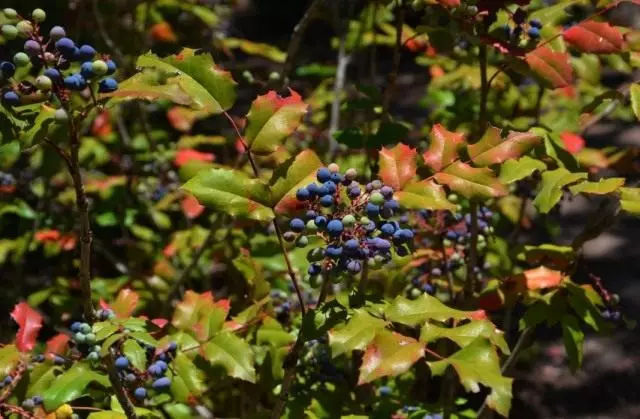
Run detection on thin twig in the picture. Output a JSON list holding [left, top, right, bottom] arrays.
[[91, 0, 126, 64]]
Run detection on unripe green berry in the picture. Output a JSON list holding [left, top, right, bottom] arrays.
[[308, 274, 323, 288], [359, 216, 371, 225], [35, 75, 52, 91], [344, 168, 357, 181], [306, 220, 317, 232], [16, 20, 33, 37], [74, 332, 86, 343], [268, 71, 280, 81], [342, 214, 356, 227], [3, 8, 18, 19], [87, 351, 99, 361], [410, 288, 422, 299], [13, 52, 30, 67], [296, 235, 309, 248], [1, 25, 18, 40], [79, 323, 91, 334], [91, 60, 108, 76], [54, 108, 69, 123], [84, 333, 96, 343], [369, 192, 384, 205], [31, 9, 46, 23]]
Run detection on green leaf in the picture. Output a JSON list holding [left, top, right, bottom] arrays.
[[122, 339, 146, 371], [394, 180, 456, 211], [257, 317, 295, 348], [106, 70, 192, 106], [182, 168, 274, 222], [172, 291, 230, 341], [329, 310, 387, 358], [434, 161, 507, 200], [19, 104, 56, 147], [202, 332, 256, 382], [43, 362, 110, 411], [270, 150, 324, 214], [533, 168, 587, 213], [171, 353, 206, 402], [131, 49, 236, 113], [27, 364, 62, 397], [0, 345, 20, 377], [93, 321, 120, 341], [499, 156, 547, 184], [468, 127, 541, 167], [561, 315, 584, 372], [620, 187, 640, 215], [88, 413, 127, 419], [631, 83, 640, 121], [244, 90, 307, 155], [529, 0, 589, 25], [567, 284, 608, 333], [429, 338, 512, 418], [422, 124, 464, 172], [100, 333, 125, 357], [420, 320, 510, 355], [164, 403, 194, 419], [358, 330, 425, 384], [0, 141, 20, 168], [129, 331, 159, 348], [569, 177, 625, 195], [385, 294, 486, 326]]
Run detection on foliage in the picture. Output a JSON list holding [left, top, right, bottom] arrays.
[[0, 1, 637, 418]]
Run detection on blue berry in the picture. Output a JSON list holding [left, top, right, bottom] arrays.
[[348, 187, 361, 198], [63, 74, 87, 91], [44, 68, 61, 81], [155, 360, 168, 372], [305, 210, 317, 220], [422, 284, 435, 295], [152, 377, 171, 391], [380, 223, 396, 236], [114, 356, 129, 369], [379, 386, 392, 396], [324, 180, 337, 194], [147, 364, 163, 377], [375, 238, 391, 251], [316, 168, 331, 183], [1, 61, 15, 77], [319, 195, 334, 207], [530, 19, 542, 28], [527, 27, 540, 38], [3, 376, 13, 385], [326, 220, 343, 236], [32, 396, 43, 405], [98, 77, 118, 93], [80, 61, 95, 79], [124, 373, 136, 382], [167, 342, 178, 352], [383, 199, 400, 211], [70, 321, 82, 332], [49, 26, 66, 40], [53, 355, 65, 365], [347, 260, 362, 274], [329, 172, 343, 183], [24, 40, 41, 56], [106, 60, 117, 75], [316, 184, 330, 197], [314, 216, 327, 228], [55, 37, 76, 58], [133, 387, 147, 401], [308, 263, 322, 276], [325, 245, 343, 257], [289, 218, 305, 232], [363, 221, 376, 233], [344, 239, 360, 251], [78, 45, 97, 62], [306, 183, 319, 196], [296, 187, 311, 201], [2, 91, 20, 106], [380, 186, 394, 199], [365, 203, 380, 217]]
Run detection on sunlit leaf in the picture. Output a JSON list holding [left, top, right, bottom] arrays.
[[270, 150, 324, 214], [379, 143, 418, 191], [395, 180, 456, 211], [422, 124, 464, 172], [385, 294, 486, 326], [533, 168, 587, 213], [358, 331, 425, 384], [434, 161, 507, 199], [11, 302, 43, 352], [563, 21, 625, 54], [525, 46, 573, 88], [201, 332, 256, 382], [468, 127, 541, 167], [43, 362, 110, 411], [569, 177, 625, 195], [172, 291, 230, 342], [420, 320, 510, 355], [329, 310, 387, 358], [499, 156, 547, 184]]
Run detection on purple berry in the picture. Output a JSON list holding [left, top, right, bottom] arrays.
[[24, 40, 41, 56], [152, 377, 171, 391], [133, 387, 147, 400], [49, 26, 66, 40], [347, 260, 362, 274], [2, 91, 20, 106]]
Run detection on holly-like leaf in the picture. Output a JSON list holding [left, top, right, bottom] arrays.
[[561, 315, 584, 372], [182, 168, 274, 222], [0, 345, 20, 377], [329, 310, 387, 358], [270, 150, 324, 214], [110, 288, 139, 319], [434, 161, 507, 199], [43, 362, 110, 411], [201, 332, 256, 382], [109, 71, 192, 106], [172, 291, 230, 342], [468, 127, 541, 167], [630, 83, 640, 121], [358, 331, 425, 385], [395, 180, 456, 211], [122, 339, 146, 371], [509, 266, 564, 291], [19, 104, 56, 147], [385, 294, 486, 326], [244, 90, 308, 155], [428, 338, 512, 418], [533, 168, 587, 213], [525, 46, 573, 88], [420, 320, 510, 355], [257, 317, 295, 348], [128, 49, 236, 113], [422, 124, 464, 172], [499, 156, 547, 184], [171, 353, 206, 402], [569, 177, 625, 195], [46, 334, 70, 356], [11, 302, 43, 352], [379, 143, 418, 191], [563, 21, 625, 54]]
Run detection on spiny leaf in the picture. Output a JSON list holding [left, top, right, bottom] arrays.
[[525, 46, 573, 88], [379, 143, 418, 191], [358, 331, 425, 385], [244, 90, 308, 156], [0, 345, 20, 377], [509, 266, 564, 292], [569, 177, 625, 195], [270, 150, 324, 214], [395, 180, 456, 211], [499, 156, 547, 184], [420, 320, 510, 355], [171, 353, 206, 401], [563, 21, 625, 54], [172, 291, 230, 342], [468, 127, 541, 167], [385, 294, 486, 326], [19, 104, 56, 147], [182, 168, 274, 222], [257, 317, 295, 348], [428, 338, 512, 418], [422, 124, 464, 172], [11, 302, 43, 352], [533, 168, 587, 213], [110, 288, 139, 319], [201, 332, 256, 382], [109, 71, 192, 106], [43, 362, 110, 411], [434, 161, 507, 199], [329, 310, 387, 358]]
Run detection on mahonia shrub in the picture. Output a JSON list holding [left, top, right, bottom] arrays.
[[0, 1, 639, 418]]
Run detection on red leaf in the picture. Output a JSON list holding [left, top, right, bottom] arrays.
[[436, 0, 460, 6], [151, 318, 168, 328], [163, 242, 177, 257], [563, 21, 625, 54], [422, 124, 464, 172], [379, 144, 417, 191], [11, 302, 43, 352], [91, 111, 112, 138], [525, 47, 573, 88], [150, 22, 177, 43], [560, 131, 586, 154], [111, 288, 139, 318], [174, 149, 215, 167], [512, 266, 564, 291], [34, 229, 61, 243], [167, 107, 197, 132], [181, 194, 205, 219], [46, 334, 70, 356]]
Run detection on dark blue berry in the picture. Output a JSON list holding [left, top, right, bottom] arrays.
[[347, 260, 362, 274], [106, 60, 117, 74], [308, 263, 322, 276], [296, 187, 311, 201], [80, 61, 95, 79], [133, 387, 147, 401], [115, 356, 129, 369], [379, 386, 392, 396], [55, 37, 76, 58], [380, 223, 396, 236], [348, 187, 361, 198], [527, 27, 540, 38], [32, 396, 43, 405], [2, 91, 19, 106], [344, 239, 359, 251], [152, 377, 171, 390], [383, 199, 400, 211], [53, 356, 65, 365], [314, 216, 327, 228], [329, 172, 343, 183], [289, 218, 305, 232], [148, 364, 163, 377], [325, 245, 343, 257], [307, 183, 319, 196], [316, 168, 331, 183], [70, 321, 82, 332], [155, 360, 168, 372], [380, 186, 394, 199], [365, 203, 380, 217], [167, 342, 178, 352], [1, 61, 16, 78], [319, 195, 334, 207], [98, 77, 118, 93], [326, 220, 343, 236], [44, 68, 61, 80], [324, 180, 337, 194], [530, 19, 542, 28], [78, 45, 96, 62]]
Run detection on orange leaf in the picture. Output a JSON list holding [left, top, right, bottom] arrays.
[[563, 21, 625, 54], [514, 266, 564, 291], [46, 334, 70, 356], [525, 46, 573, 88], [181, 194, 205, 219], [174, 149, 215, 167], [11, 302, 43, 352], [379, 143, 417, 191], [422, 124, 464, 172], [91, 111, 112, 138], [150, 22, 177, 43], [35, 229, 61, 242], [560, 131, 585, 154], [111, 288, 139, 318]]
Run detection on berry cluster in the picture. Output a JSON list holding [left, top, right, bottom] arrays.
[[20, 395, 43, 412], [114, 342, 177, 403], [498, 8, 542, 42], [0, 375, 13, 389], [0, 8, 118, 109]]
